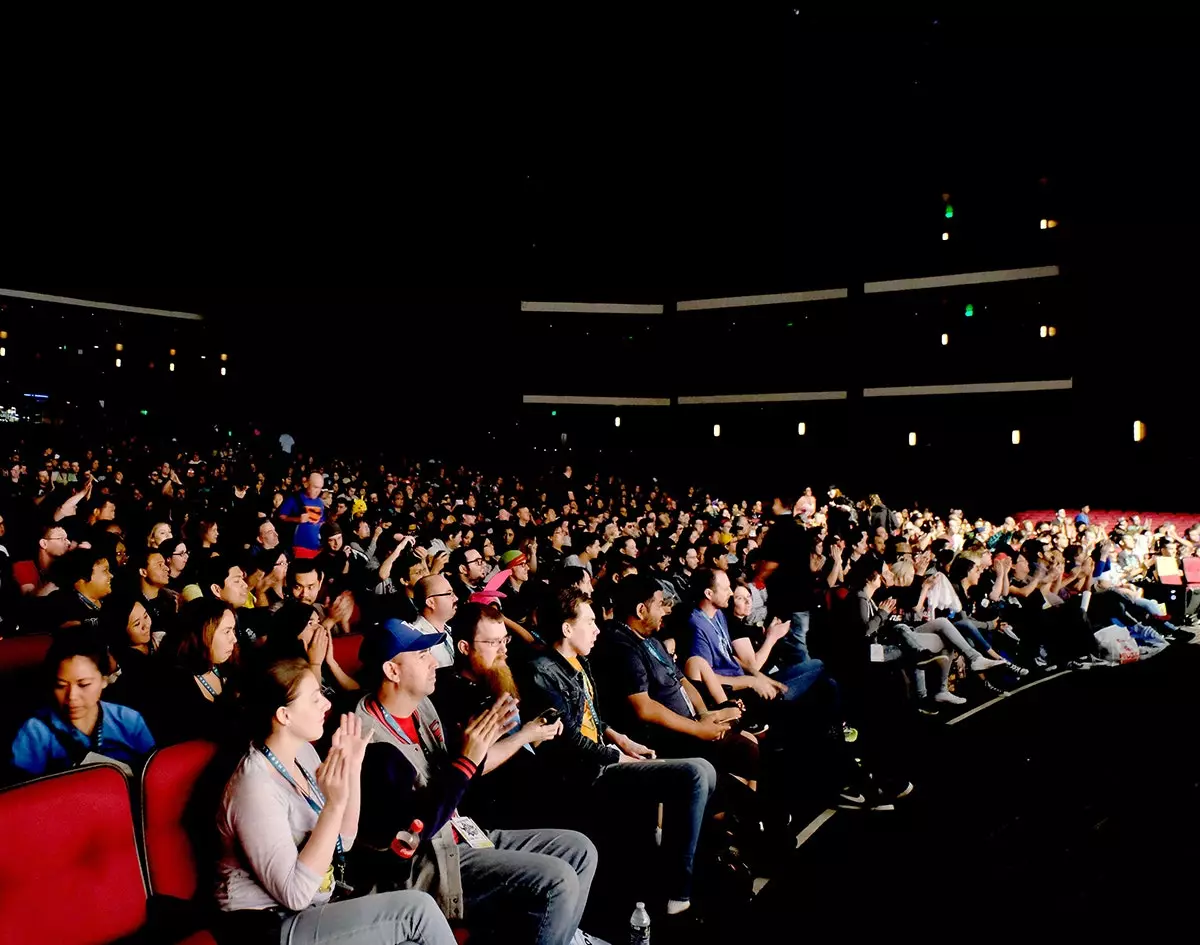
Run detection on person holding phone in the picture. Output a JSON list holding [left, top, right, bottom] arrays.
[[431, 603, 564, 825]]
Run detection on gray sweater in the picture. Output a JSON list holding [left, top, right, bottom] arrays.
[[215, 742, 357, 912]]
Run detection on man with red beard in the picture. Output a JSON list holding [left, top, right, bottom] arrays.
[[431, 602, 564, 826]]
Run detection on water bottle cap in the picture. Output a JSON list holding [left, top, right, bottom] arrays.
[[635, 902, 645, 909], [410, 819, 424, 833]]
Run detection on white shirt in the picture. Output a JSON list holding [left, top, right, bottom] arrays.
[[412, 615, 456, 668]]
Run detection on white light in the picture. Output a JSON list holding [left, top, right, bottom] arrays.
[[1039, 325, 1048, 338], [908, 431, 917, 446], [169, 362, 175, 372], [1134, 420, 1146, 443], [1011, 429, 1021, 445], [940, 333, 949, 345], [1040, 218, 1048, 230], [0, 347, 5, 357], [220, 367, 227, 376], [797, 422, 806, 435], [941, 232, 949, 241], [614, 416, 621, 428], [114, 357, 121, 367], [713, 424, 721, 437]]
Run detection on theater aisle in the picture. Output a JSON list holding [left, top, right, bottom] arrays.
[[752, 643, 1200, 937]]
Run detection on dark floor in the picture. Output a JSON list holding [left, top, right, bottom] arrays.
[[730, 643, 1200, 940]]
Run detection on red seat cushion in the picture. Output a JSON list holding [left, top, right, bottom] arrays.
[[141, 740, 221, 901], [0, 633, 53, 676], [0, 764, 146, 945], [332, 632, 363, 678]]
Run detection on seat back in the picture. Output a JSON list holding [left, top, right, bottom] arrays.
[[141, 740, 221, 901], [1182, 557, 1200, 586], [332, 632, 363, 677], [0, 634, 54, 746], [0, 764, 146, 945], [1156, 557, 1182, 584]]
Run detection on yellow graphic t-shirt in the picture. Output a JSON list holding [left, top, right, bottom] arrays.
[[565, 655, 599, 743]]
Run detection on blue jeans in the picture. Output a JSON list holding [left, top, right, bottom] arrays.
[[280, 889, 456, 945], [596, 756, 717, 901], [774, 610, 812, 666], [771, 658, 828, 702], [459, 828, 598, 945]]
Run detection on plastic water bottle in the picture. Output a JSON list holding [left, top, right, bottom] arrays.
[[390, 819, 424, 859], [629, 902, 651, 944]]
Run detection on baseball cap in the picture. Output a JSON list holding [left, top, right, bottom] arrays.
[[359, 618, 448, 668], [500, 550, 527, 569]]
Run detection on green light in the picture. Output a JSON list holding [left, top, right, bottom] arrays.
[[964, 303, 974, 317], [139, 409, 149, 416], [945, 204, 954, 219], [551, 410, 557, 417], [786, 321, 794, 327], [227, 430, 232, 437]]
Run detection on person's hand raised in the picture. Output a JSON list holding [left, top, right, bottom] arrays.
[[765, 616, 790, 641], [330, 712, 373, 770], [315, 747, 351, 812], [306, 623, 332, 667], [461, 695, 518, 764]]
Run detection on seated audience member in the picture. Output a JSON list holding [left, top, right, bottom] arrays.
[[430, 602, 564, 826], [146, 521, 174, 550], [14, 522, 75, 596], [683, 568, 828, 709], [447, 546, 487, 605], [265, 600, 361, 697], [602, 575, 756, 781], [100, 593, 165, 714], [47, 546, 114, 630], [496, 550, 538, 636], [215, 656, 455, 945], [9, 628, 155, 778], [410, 575, 465, 668], [351, 618, 600, 945], [151, 597, 241, 745], [197, 555, 269, 647], [526, 589, 717, 916], [135, 546, 178, 635], [248, 549, 290, 610], [163, 538, 193, 591], [727, 581, 792, 675]]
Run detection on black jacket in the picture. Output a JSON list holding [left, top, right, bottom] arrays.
[[523, 647, 621, 785]]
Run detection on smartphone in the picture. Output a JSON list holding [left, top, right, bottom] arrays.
[[535, 707, 560, 726]]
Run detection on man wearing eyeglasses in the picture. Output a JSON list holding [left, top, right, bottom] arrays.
[[432, 602, 563, 827], [447, 547, 487, 606], [412, 575, 460, 668]]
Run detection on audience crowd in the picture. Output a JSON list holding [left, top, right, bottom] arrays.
[[1, 442, 1194, 945]]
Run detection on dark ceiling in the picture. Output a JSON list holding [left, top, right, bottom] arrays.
[[2, 10, 1192, 315]]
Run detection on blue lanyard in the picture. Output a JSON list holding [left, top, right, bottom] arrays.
[[195, 666, 223, 698], [702, 610, 734, 659], [369, 696, 416, 745], [631, 626, 676, 671], [258, 744, 346, 885]]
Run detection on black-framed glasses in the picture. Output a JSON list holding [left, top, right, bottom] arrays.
[[427, 591, 456, 600], [466, 557, 483, 566]]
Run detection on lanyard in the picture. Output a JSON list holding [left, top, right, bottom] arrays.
[[258, 744, 347, 888], [195, 666, 223, 699], [626, 626, 696, 719], [702, 610, 734, 659], [86, 706, 105, 751], [367, 696, 415, 745]]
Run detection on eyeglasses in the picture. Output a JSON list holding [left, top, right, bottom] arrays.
[[172, 550, 189, 558], [426, 591, 456, 600], [473, 635, 511, 648], [466, 557, 483, 566]]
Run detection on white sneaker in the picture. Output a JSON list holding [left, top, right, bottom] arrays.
[[969, 656, 1007, 672], [934, 690, 967, 705]]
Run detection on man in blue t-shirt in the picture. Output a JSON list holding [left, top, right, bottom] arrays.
[[278, 471, 326, 559]]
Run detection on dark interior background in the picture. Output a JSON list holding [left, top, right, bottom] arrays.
[[0, 10, 1193, 516]]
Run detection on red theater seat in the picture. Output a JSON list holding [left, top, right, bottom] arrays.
[[0, 764, 146, 945], [141, 740, 221, 901], [333, 632, 364, 677]]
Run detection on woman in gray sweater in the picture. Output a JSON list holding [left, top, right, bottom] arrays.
[[215, 656, 456, 945]]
